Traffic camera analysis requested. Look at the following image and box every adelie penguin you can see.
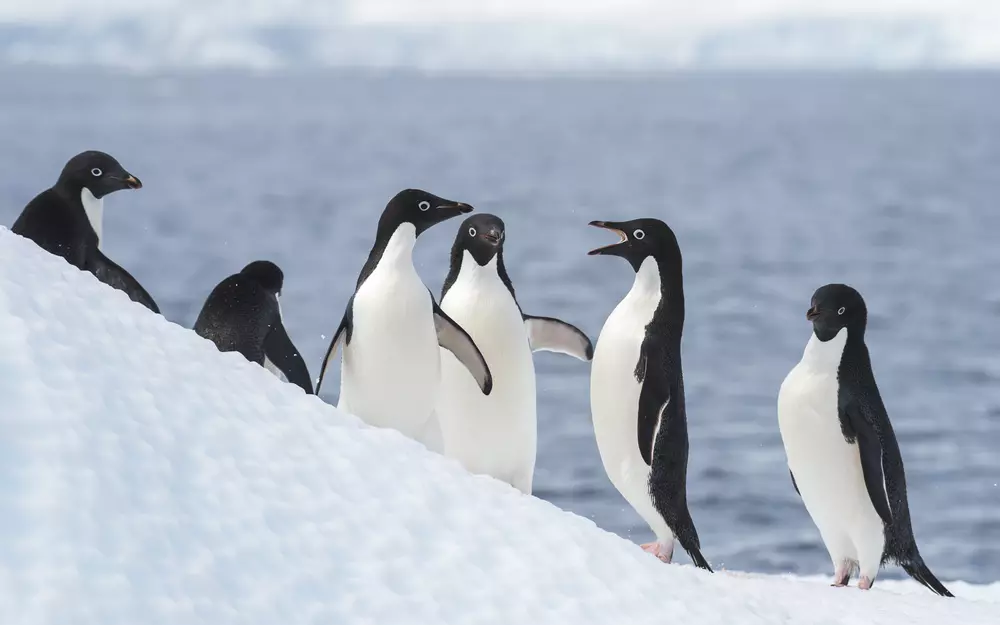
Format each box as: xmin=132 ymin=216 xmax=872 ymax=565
xmin=12 ymin=151 xmax=158 ymax=313
xmin=316 ymin=190 xmax=493 ymax=452
xmin=194 ymin=261 xmax=313 ymax=394
xmin=588 ymin=218 xmax=712 ymax=571
xmin=778 ymin=284 xmax=952 ymax=596
xmin=436 ymin=214 xmax=593 ymax=494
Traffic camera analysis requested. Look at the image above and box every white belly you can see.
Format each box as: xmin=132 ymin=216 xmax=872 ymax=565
xmin=436 ymin=259 xmax=537 ymax=492
xmin=339 ymin=247 xmax=441 ymax=447
xmin=777 ymin=331 xmax=884 ymax=566
xmin=589 ymin=258 xmax=672 ymax=540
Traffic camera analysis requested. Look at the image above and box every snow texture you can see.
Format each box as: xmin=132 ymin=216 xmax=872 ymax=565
xmin=2 ymin=1 xmax=1000 ymax=71
xmin=0 ymin=226 xmax=997 ymax=624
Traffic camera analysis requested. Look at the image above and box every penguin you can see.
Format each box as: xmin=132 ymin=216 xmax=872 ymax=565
xmin=194 ymin=260 xmax=313 ymax=394
xmin=777 ymin=284 xmax=952 ymax=596
xmin=588 ymin=218 xmax=712 ymax=571
xmin=435 ymin=213 xmax=593 ymax=494
xmin=11 ymin=151 xmax=158 ymax=313
xmin=316 ymin=189 xmax=493 ymax=451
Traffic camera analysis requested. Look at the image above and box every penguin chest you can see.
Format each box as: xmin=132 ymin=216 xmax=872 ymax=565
xmin=437 ymin=277 xmax=536 ymax=483
xmin=341 ymin=268 xmax=440 ymax=433
xmin=778 ymin=357 xmax=880 ymax=543
xmin=590 ymin=289 xmax=660 ymax=512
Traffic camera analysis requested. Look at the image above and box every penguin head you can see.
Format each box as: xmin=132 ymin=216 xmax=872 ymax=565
xmin=380 ymin=189 xmax=473 ymax=237
xmin=240 ymin=260 xmax=284 ymax=296
xmin=807 ymin=283 xmax=867 ymax=341
xmin=587 ymin=218 xmax=681 ymax=272
xmin=57 ymin=151 xmax=142 ymax=199
xmin=454 ymin=213 xmax=505 ymax=266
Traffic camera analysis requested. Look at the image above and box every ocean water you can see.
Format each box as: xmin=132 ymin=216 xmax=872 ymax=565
xmin=1 ymin=68 xmax=998 ymax=583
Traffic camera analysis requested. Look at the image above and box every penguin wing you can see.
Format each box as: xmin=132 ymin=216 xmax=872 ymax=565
xmin=523 ymin=315 xmax=594 ymax=361
xmin=432 ymin=300 xmax=493 ymax=395
xmin=315 ymin=297 xmax=353 ymax=395
xmin=13 ymin=190 xmax=88 ymax=268
xmin=86 ymin=250 xmax=161 ymax=314
xmin=841 ymin=393 xmax=893 ymax=525
xmin=263 ymin=321 xmax=314 ymax=394
xmin=635 ymin=336 xmax=676 ymax=466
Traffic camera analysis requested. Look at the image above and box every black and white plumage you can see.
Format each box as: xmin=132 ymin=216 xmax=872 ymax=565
xmin=588 ymin=218 xmax=711 ymax=571
xmin=316 ymin=189 xmax=492 ymax=452
xmin=436 ymin=214 xmax=592 ymax=494
xmin=11 ymin=151 xmax=158 ymax=313
xmin=778 ymin=284 xmax=952 ymax=596
xmin=194 ymin=260 xmax=313 ymax=394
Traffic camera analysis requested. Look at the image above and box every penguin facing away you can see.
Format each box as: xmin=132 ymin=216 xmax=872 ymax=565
xmin=588 ymin=218 xmax=712 ymax=571
xmin=778 ymin=284 xmax=952 ymax=596
xmin=436 ymin=213 xmax=593 ymax=494
xmin=12 ymin=151 xmax=159 ymax=313
xmin=316 ymin=189 xmax=492 ymax=452
xmin=194 ymin=261 xmax=314 ymax=394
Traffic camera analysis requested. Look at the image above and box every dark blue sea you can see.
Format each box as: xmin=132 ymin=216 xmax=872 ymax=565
xmin=1 ymin=68 xmax=997 ymax=583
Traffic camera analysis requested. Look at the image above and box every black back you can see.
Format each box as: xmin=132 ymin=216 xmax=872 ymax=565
xmin=11 ymin=151 xmax=157 ymax=312
xmin=194 ymin=261 xmax=313 ymax=394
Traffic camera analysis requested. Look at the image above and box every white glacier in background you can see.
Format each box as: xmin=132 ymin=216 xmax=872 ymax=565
xmin=0 ymin=226 xmax=999 ymax=623
xmin=1 ymin=1 xmax=1000 ymax=71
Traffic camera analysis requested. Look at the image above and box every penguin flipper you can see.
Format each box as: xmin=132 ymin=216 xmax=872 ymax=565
xmin=316 ymin=298 xmax=353 ymax=395
xmin=842 ymin=397 xmax=893 ymax=526
xmin=86 ymin=250 xmax=160 ymax=313
xmin=635 ymin=338 xmax=673 ymax=467
xmin=901 ymin=556 xmax=954 ymax=597
xmin=523 ymin=314 xmax=594 ymax=361
xmin=263 ymin=321 xmax=314 ymax=394
xmin=432 ymin=300 xmax=493 ymax=395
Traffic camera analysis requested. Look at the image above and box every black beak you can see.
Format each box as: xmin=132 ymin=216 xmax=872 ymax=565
xmin=482 ymin=229 xmax=502 ymax=245
xmin=444 ymin=202 xmax=473 ymax=215
xmin=123 ymin=173 xmax=142 ymax=190
xmin=806 ymin=306 xmax=820 ymax=321
xmin=588 ymin=220 xmax=628 ymax=256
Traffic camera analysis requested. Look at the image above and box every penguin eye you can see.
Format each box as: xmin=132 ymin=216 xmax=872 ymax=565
xmin=633 ymin=229 xmax=645 ymax=240
xmin=468 ymin=227 xmax=477 ymax=237
xmin=838 ymin=307 xmax=846 ymax=315
xmin=418 ymin=200 xmax=430 ymax=211
xmin=91 ymin=168 xmax=103 ymax=177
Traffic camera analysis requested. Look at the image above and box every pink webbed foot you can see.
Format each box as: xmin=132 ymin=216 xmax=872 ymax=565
xmin=640 ymin=542 xmax=674 ymax=563
xmin=831 ymin=563 xmax=852 ymax=587
xmin=858 ymin=576 xmax=874 ymax=590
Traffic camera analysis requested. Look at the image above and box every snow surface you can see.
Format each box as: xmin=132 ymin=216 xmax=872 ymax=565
xmin=2 ymin=1 xmax=1000 ymax=71
xmin=0 ymin=225 xmax=997 ymax=624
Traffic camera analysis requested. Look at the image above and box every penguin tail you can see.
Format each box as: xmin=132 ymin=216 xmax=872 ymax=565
xmin=685 ymin=544 xmax=713 ymax=572
xmin=900 ymin=556 xmax=953 ymax=597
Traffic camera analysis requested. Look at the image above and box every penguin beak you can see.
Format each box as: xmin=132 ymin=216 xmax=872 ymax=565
xmin=122 ymin=173 xmax=142 ymax=190
xmin=587 ymin=221 xmax=628 ymax=256
xmin=442 ymin=202 xmax=473 ymax=215
xmin=806 ymin=306 xmax=820 ymax=321
xmin=482 ymin=229 xmax=502 ymax=246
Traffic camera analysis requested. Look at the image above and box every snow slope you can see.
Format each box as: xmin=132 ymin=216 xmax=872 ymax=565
xmin=2 ymin=0 xmax=1000 ymax=71
xmin=0 ymin=225 xmax=997 ymax=624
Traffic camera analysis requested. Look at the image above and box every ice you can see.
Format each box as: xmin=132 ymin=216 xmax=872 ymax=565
xmin=2 ymin=1 xmax=1000 ymax=70
xmin=0 ymin=226 xmax=997 ymax=624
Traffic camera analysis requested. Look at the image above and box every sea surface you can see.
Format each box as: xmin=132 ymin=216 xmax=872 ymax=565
xmin=1 ymin=68 xmax=998 ymax=583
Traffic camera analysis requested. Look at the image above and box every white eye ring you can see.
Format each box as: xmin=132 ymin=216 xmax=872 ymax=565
xmin=838 ymin=307 xmax=846 ymax=315
xmin=418 ymin=200 xmax=430 ymax=211
xmin=91 ymin=168 xmax=102 ymax=177
xmin=633 ymin=229 xmax=645 ymax=240
xmin=468 ymin=227 xmax=477 ymax=237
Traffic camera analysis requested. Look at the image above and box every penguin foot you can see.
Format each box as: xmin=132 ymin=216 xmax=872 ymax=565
xmin=858 ymin=576 xmax=873 ymax=590
xmin=640 ymin=542 xmax=674 ymax=563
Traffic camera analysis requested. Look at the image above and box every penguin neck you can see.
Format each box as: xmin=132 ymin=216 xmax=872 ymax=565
xmin=629 ymin=255 xmax=684 ymax=333
xmin=442 ymin=247 xmax=515 ymax=302
xmin=801 ymin=327 xmax=850 ymax=372
xmin=80 ymin=187 xmax=104 ymax=248
xmin=358 ymin=222 xmax=417 ymax=288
